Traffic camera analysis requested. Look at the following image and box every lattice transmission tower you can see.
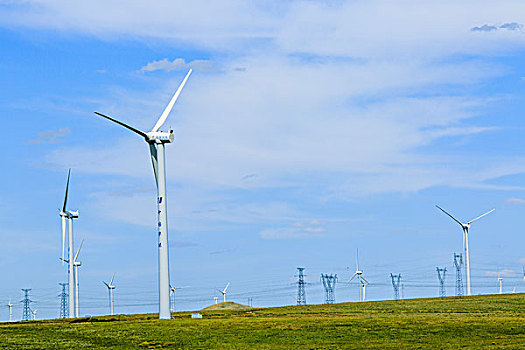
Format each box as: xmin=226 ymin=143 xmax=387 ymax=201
xmin=436 ymin=267 xmax=447 ymax=298
xmin=320 ymin=274 xmax=338 ymax=304
xmin=59 ymin=283 xmax=69 ymax=318
xmin=21 ymin=289 xmax=32 ymax=321
xmin=453 ymin=253 xmax=464 ymax=296
xmin=296 ymin=267 xmax=307 ymax=305
xmin=390 ymin=273 xmax=401 ymax=301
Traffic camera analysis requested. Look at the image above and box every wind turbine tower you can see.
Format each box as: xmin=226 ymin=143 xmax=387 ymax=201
xmin=103 ymin=273 xmax=116 ymax=315
xmin=31 ymin=309 xmax=37 ymax=321
xmin=436 ymin=267 xmax=447 ymax=298
xmin=94 ymin=69 xmax=192 ymax=319
xmin=321 ymin=274 xmax=338 ymax=304
xmin=436 ymin=205 xmax=494 ymax=296
xmin=214 ymin=296 xmax=218 ymax=304
xmin=217 ymin=283 xmax=230 ymax=303
xmin=347 ymin=249 xmax=369 ymax=302
xmin=59 ymin=169 xmax=79 ymax=318
xmin=498 ymin=273 xmax=503 ymax=294
xmin=453 ymin=253 xmax=464 ymax=296
xmin=7 ymin=298 xmax=13 ymax=322
xmin=391 ymin=274 xmax=401 ymax=301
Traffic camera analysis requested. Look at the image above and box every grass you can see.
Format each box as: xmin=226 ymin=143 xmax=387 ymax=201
xmin=0 ymin=294 xmax=523 ymax=349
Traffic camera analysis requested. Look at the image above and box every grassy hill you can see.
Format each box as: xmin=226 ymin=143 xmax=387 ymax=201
xmin=0 ymin=294 xmax=523 ymax=349
xmin=201 ymin=301 xmax=250 ymax=311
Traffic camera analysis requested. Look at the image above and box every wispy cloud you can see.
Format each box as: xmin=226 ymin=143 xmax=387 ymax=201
xmin=485 ymin=269 xmax=516 ymax=277
xmin=505 ymin=198 xmax=525 ymax=205
xmin=261 ymin=220 xmax=326 ymax=239
xmin=140 ymin=58 xmax=215 ymax=73
xmin=471 ymin=22 xmax=523 ymax=32
xmin=29 ymin=127 xmax=70 ymax=144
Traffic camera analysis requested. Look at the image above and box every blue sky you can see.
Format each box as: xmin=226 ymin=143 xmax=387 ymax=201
xmin=1 ymin=1 xmax=525 ymax=320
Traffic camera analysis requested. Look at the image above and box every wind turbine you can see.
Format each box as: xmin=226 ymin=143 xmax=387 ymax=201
xmin=103 ymin=273 xmax=116 ymax=316
xmin=347 ymin=249 xmax=369 ymax=302
xmin=169 ymin=285 xmax=185 ymax=313
xmin=31 ymin=309 xmax=37 ymax=321
xmin=218 ymin=282 xmax=230 ymax=303
xmin=498 ymin=272 xmax=503 ymax=294
xmin=94 ymin=69 xmax=192 ymax=319
xmin=60 ymin=240 xmax=84 ymax=317
xmin=7 ymin=298 xmax=13 ymax=322
xmin=436 ymin=205 xmax=494 ymax=296
xmin=214 ymin=296 xmax=218 ymax=304
xmin=59 ymin=169 xmax=79 ymax=318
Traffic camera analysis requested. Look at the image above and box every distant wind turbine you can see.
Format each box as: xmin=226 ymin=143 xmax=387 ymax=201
xmin=94 ymin=69 xmax=192 ymax=319
xmin=498 ymin=273 xmax=503 ymax=294
xmin=60 ymin=240 xmax=84 ymax=317
xmin=7 ymin=298 xmax=13 ymax=322
xmin=103 ymin=273 xmax=116 ymax=315
xmin=436 ymin=205 xmax=494 ymax=296
xmin=31 ymin=309 xmax=37 ymax=321
xmin=59 ymin=169 xmax=79 ymax=318
xmin=218 ymin=282 xmax=230 ymax=303
xmin=214 ymin=296 xmax=218 ymax=304
xmin=347 ymin=249 xmax=369 ymax=302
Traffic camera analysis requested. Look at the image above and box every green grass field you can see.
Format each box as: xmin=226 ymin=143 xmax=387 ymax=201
xmin=0 ymin=294 xmax=523 ymax=349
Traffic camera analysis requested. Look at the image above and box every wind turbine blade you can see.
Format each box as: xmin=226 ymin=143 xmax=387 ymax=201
xmin=361 ymin=276 xmax=369 ymax=284
xmin=462 ymin=231 xmax=465 ymax=254
xmin=61 ymin=216 xmax=66 ymax=266
xmin=62 ymin=169 xmax=70 ymax=212
xmin=347 ymin=273 xmax=357 ymax=284
xmin=223 ymin=282 xmax=230 ymax=293
xmin=94 ymin=112 xmax=148 ymax=138
xmin=467 ymin=208 xmax=495 ymax=225
xmin=151 ymin=69 xmax=192 ymax=133
xmin=149 ymin=143 xmax=158 ymax=184
xmin=60 ymin=258 xmax=69 ymax=263
xmin=110 ymin=273 xmax=116 ymax=286
xmin=74 ymin=239 xmax=84 ymax=262
xmin=103 ymin=281 xmax=109 ymax=288
xmin=356 ymin=248 xmax=359 ymax=271
xmin=435 ymin=205 xmax=463 ymax=226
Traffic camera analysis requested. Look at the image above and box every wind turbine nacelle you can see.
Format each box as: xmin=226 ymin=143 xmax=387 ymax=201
xmin=147 ymin=131 xmax=174 ymax=143
xmin=68 ymin=210 xmax=79 ymax=218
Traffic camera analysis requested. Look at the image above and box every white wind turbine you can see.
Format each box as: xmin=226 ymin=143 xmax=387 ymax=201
xmin=347 ymin=249 xmax=369 ymax=302
xmin=7 ymin=298 xmax=13 ymax=322
xmin=436 ymin=205 xmax=494 ymax=296
xmin=498 ymin=273 xmax=503 ymax=294
xmin=103 ymin=273 xmax=116 ymax=316
xmin=94 ymin=69 xmax=192 ymax=319
xmin=169 ymin=285 xmax=186 ymax=313
xmin=59 ymin=169 xmax=79 ymax=318
xmin=214 ymin=296 xmax=218 ymax=304
xmin=218 ymin=282 xmax=230 ymax=303
xmin=62 ymin=240 xmax=84 ymax=317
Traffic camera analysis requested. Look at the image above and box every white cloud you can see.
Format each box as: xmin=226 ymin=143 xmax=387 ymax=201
xmin=485 ymin=269 xmax=516 ymax=277
xmin=505 ymin=198 xmax=525 ymax=205
xmin=261 ymin=220 xmax=326 ymax=239
xmin=140 ymin=58 xmax=215 ymax=73
xmin=1 ymin=1 xmax=525 ymax=57
xmin=29 ymin=127 xmax=70 ymax=144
